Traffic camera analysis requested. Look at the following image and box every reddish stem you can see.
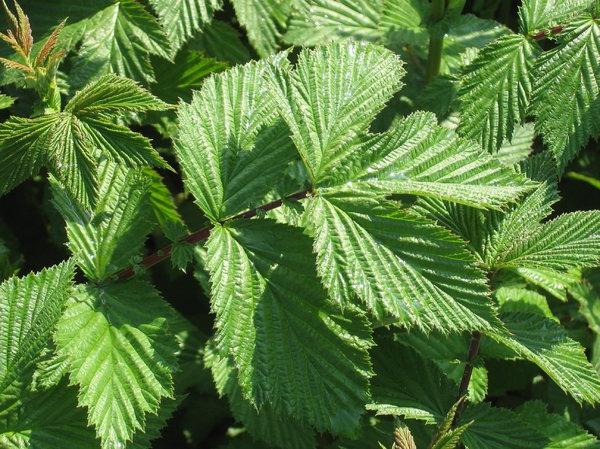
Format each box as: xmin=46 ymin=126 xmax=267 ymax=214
xmin=113 ymin=190 xmax=309 ymax=282
xmin=451 ymin=331 xmax=482 ymax=428
xmin=532 ymin=25 xmax=564 ymax=41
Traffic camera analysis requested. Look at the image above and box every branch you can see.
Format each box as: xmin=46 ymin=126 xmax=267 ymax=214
xmin=451 ymin=331 xmax=482 ymax=428
xmin=113 ymin=190 xmax=309 ymax=282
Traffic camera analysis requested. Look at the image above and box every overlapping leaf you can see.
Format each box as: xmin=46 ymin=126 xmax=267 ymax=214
xmin=0 ymin=262 xmax=74 ymax=395
xmin=368 ymin=343 xmax=547 ymax=449
xmin=54 ymin=280 xmax=179 ymax=449
xmin=306 ymin=192 xmax=499 ymax=331
xmin=230 ymin=0 xmax=293 ymax=56
xmin=270 ymin=41 xmax=404 ymax=183
xmin=530 ymin=17 xmax=600 ymax=170
xmin=71 ymin=0 xmax=170 ymax=86
xmin=149 ymin=0 xmax=223 ymax=53
xmin=204 ymin=219 xmax=373 ymax=434
xmin=285 ymin=0 xmax=384 ymax=46
xmin=324 ymin=112 xmax=534 ymax=209
xmin=519 ymin=0 xmax=594 ymax=33
xmin=176 ymin=57 xmax=296 ymax=222
xmin=490 ymin=311 xmax=600 ymax=404
xmin=0 ymin=75 xmax=169 ymax=206
xmin=51 ymin=162 xmax=154 ymax=281
xmin=457 ymin=34 xmax=539 ymax=152
xmin=0 ymin=381 xmax=97 ymax=449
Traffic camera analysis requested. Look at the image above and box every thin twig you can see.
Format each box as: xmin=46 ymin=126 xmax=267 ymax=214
xmin=113 ymin=190 xmax=309 ymax=282
xmin=451 ymin=331 xmax=482 ymax=427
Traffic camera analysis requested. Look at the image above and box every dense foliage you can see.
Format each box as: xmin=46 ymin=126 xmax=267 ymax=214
xmin=1 ymin=1 xmax=600 ymax=448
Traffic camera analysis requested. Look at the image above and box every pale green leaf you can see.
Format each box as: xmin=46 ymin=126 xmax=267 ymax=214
xmin=54 ymin=280 xmax=179 ymax=449
xmin=176 ymin=58 xmax=296 ymax=222
xmin=205 ymin=219 xmax=373 ymax=434
xmin=457 ymin=34 xmax=539 ymax=152
xmin=284 ymin=0 xmax=383 ymax=46
xmin=496 ymin=123 xmax=536 ymax=165
xmin=0 ymin=94 xmax=14 ymax=109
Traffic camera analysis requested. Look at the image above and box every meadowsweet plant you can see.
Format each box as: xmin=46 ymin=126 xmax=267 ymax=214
xmin=1 ymin=1 xmax=600 ymax=449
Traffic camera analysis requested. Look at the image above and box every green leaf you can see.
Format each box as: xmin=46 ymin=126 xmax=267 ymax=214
xmin=306 ymin=192 xmax=499 ymax=331
xmin=151 ymin=49 xmax=228 ymax=104
xmin=188 ymin=20 xmax=251 ymax=64
xmin=48 ymin=114 xmax=99 ymax=209
xmin=0 ymin=381 xmax=98 ymax=449
xmin=54 ymin=280 xmax=179 ymax=449
xmin=496 ymin=123 xmax=536 ymax=165
xmin=440 ymin=14 xmax=509 ymax=75
xmin=284 ymin=0 xmax=383 ymax=46
xmin=65 ymin=74 xmax=170 ymax=115
xmin=515 ymin=401 xmax=600 ymax=448
xmin=204 ymin=219 xmax=373 ymax=434
xmin=368 ymin=343 xmax=546 ymax=449
xmin=458 ymin=403 xmax=546 ymax=449
xmin=270 ymin=41 xmax=404 ymax=184
xmin=324 ymin=112 xmax=534 ymax=210
xmin=71 ymin=0 xmax=171 ymax=86
xmin=457 ymin=34 xmax=540 ymax=152
xmin=51 ymin=162 xmax=153 ymax=281
xmin=491 ymin=312 xmax=600 ymax=404
xmin=149 ymin=0 xmax=223 ymax=53
xmin=0 ymin=94 xmax=14 ymax=109
xmin=231 ymin=0 xmax=293 ymax=56
xmin=176 ymin=58 xmax=296 ymax=222
xmin=206 ymin=349 xmax=317 ymax=449
xmin=518 ymin=0 xmax=595 ymax=33
xmin=0 ymin=261 xmax=75 ymax=394
xmin=145 ymin=169 xmax=189 ymax=242
xmin=367 ymin=342 xmax=455 ymax=423
xmin=78 ymin=117 xmax=169 ymax=169
xmin=497 ymin=211 xmax=600 ymax=271
xmin=0 ymin=115 xmax=55 ymax=198
xmin=530 ymin=17 xmax=600 ymax=170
